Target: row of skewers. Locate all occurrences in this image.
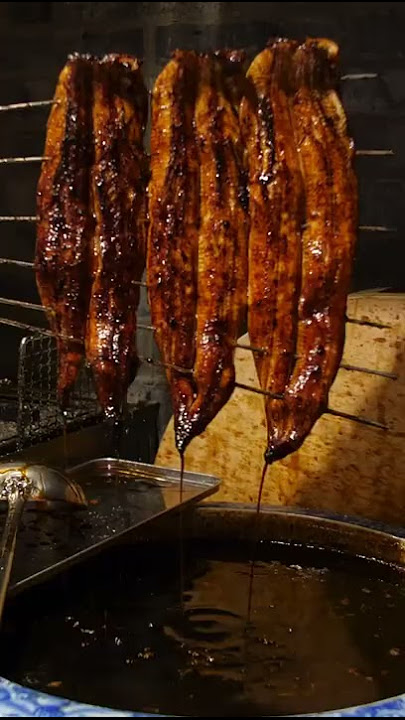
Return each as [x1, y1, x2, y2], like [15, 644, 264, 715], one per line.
[35, 37, 357, 466]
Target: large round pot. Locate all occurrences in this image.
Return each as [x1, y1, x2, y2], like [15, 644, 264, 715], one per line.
[1, 503, 405, 718]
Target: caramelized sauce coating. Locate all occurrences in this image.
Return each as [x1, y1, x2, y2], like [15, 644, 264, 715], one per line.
[189, 52, 248, 448]
[275, 39, 357, 462]
[86, 54, 148, 417]
[241, 40, 305, 459]
[147, 51, 200, 450]
[148, 51, 249, 453]
[36, 54, 93, 406]
[243, 38, 357, 463]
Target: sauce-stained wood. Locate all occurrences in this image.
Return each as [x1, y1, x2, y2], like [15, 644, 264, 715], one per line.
[157, 293, 405, 526]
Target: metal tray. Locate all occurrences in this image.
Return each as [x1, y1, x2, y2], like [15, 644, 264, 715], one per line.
[3, 458, 220, 594]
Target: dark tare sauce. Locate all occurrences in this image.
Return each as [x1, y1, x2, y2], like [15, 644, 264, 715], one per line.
[1, 541, 405, 716]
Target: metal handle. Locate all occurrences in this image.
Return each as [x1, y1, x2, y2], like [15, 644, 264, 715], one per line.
[0, 491, 26, 620]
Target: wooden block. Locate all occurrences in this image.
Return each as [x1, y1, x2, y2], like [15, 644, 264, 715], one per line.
[156, 293, 405, 525]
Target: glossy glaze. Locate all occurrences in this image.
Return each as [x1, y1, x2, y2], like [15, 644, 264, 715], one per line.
[280, 39, 357, 462]
[147, 50, 199, 452]
[242, 39, 357, 464]
[241, 40, 304, 459]
[148, 51, 248, 453]
[36, 54, 93, 407]
[189, 51, 248, 449]
[86, 54, 148, 417]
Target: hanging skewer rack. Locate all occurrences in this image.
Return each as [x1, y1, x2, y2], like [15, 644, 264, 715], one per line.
[0, 71, 397, 450]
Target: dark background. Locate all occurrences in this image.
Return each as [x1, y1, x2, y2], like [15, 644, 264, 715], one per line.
[0, 1, 403, 381]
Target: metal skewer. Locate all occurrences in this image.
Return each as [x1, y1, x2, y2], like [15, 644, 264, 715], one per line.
[0, 296, 394, 379]
[325, 407, 387, 431]
[0, 296, 394, 380]
[233, 340, 395, 380]
[0, 296, 49, 312]
[358, 225, 397, 233]
[356, 150, 394, 157]
[0, 317, 56, 337]
[234, 381, 283, 400]
[340, 73, 378, 80]
[0, 156, 48, 165]
[0, 259, 35, 269]
[232, 384, 388, 431]
[0, 99, 55, 112]
[0, 315, 154, 340]
[346, 316, 390, 330]
[0, 150, 394, 165]
[339, 363, 396, 380]
[0, 80, 381, 114]
[0, 315, 390, 432]
[235, 341, 266, 355]
[0, 276, 393, 330]
[0, 219, 397, 234]
[0, 216, 37, 222]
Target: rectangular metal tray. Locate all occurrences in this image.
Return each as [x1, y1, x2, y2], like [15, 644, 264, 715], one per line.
[5, 458, 220, 594]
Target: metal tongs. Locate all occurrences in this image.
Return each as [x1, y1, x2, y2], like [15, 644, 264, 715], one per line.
[0, 463, 87, 620]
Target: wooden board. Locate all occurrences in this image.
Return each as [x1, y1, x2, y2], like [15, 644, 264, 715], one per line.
[156, 293, 405, 525]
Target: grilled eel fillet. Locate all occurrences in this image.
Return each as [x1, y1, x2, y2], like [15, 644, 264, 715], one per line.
[277, 39, 357, 462]
[243, 39, 357, 463]
[190, 52, 248, 448]
[240, 40, 305, 458]
[86, 54, 148, 417]
[36, 54, 93, 406]
[147, 51, 200, 452]
[148, 51, 248, 453]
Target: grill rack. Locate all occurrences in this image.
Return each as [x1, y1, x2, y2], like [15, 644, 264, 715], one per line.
[0, 333, 101, 454]
[0, 69, 397, 450]
[16, 333, 101, 450]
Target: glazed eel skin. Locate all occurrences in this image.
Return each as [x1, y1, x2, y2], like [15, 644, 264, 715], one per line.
[190, 51, 249, 449]
[148, 51, 248, 453]
[240, 39, 305, 459]
[86, 54, 148, 417]
[279, 39, 358, 462]
[147, 51, 199, 451]
[243, 39, 357, 463]
[36, 54, 93, 406]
